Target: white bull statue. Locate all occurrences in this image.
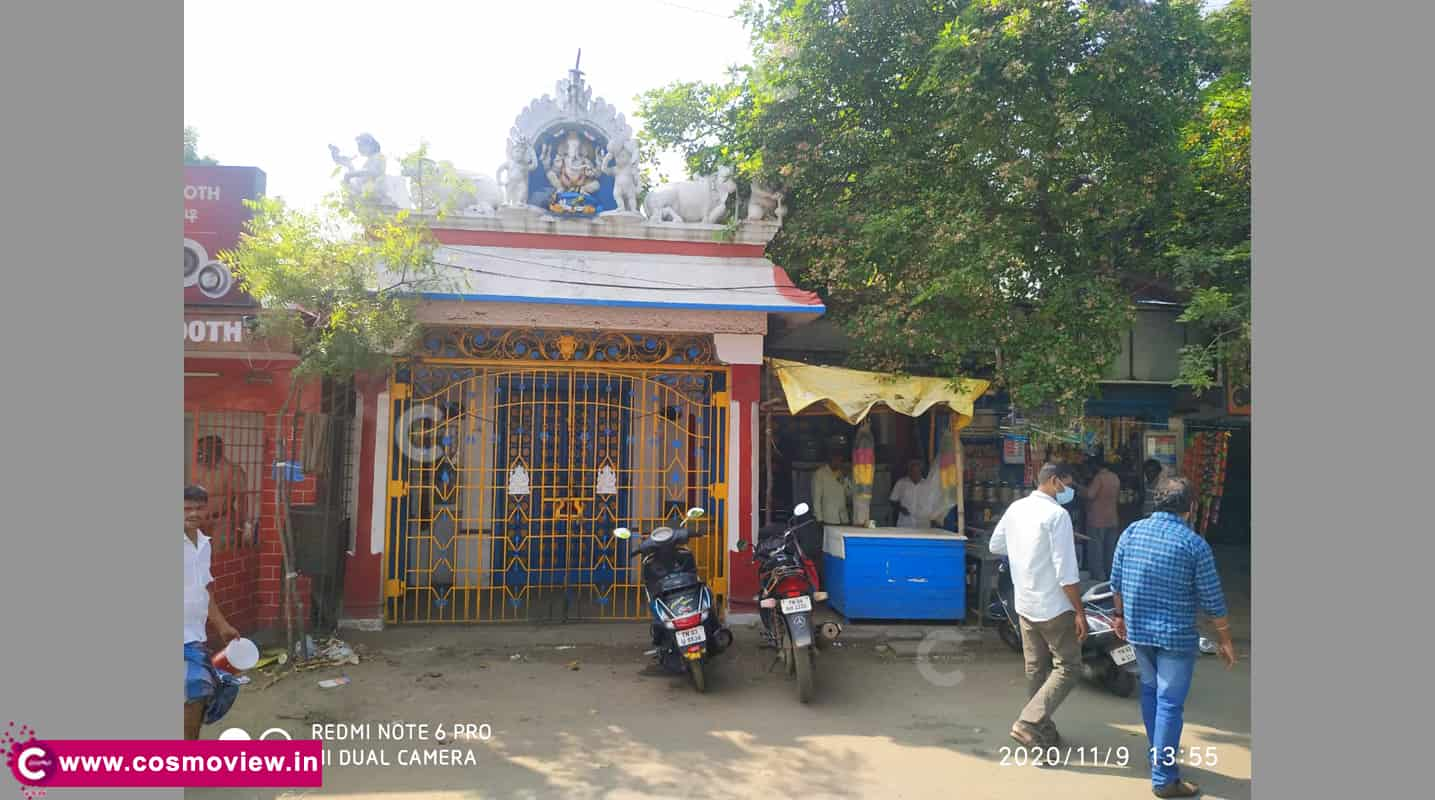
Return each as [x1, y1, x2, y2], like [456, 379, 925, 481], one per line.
[400, 158, 502, 216]
[643, 166, 737, 224]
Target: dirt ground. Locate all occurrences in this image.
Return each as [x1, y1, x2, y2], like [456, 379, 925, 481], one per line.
[187, 610, 1251, 800]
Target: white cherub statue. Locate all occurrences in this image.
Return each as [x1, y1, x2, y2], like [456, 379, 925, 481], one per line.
[747, 179, 787, 224]
[496, 136, 538, 207]
[600, 137, 641, 214]
[328, 133, 390, 204]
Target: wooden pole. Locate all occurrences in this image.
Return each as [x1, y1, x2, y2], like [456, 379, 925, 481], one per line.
[954, 415, 966, 536]
[764, 408, 775, 526]
[929, 416, 937, 465]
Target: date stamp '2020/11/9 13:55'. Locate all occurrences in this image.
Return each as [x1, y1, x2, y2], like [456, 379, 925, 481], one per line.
[999, 746, 1223, 769]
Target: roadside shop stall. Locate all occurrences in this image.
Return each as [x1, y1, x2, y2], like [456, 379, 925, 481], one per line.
[959, 413, 1182, 626]
[1181, 425, 1239, 537]
[762, 359, 989, 622]
[963, 417, 1179, 530]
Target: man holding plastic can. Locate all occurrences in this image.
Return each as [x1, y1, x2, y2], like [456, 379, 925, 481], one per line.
[184, 484, 242, 740]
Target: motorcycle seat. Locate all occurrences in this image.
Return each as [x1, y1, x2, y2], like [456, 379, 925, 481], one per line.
[755, 537, 788, 557]
[655, 572, 700, 595]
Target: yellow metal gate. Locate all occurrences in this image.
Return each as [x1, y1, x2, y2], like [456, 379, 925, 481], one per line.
[383, 329, 728, 623]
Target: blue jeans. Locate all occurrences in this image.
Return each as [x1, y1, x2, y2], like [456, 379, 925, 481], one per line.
[1133, 644, 1198, 789]
[1085, 526, 1118, 581]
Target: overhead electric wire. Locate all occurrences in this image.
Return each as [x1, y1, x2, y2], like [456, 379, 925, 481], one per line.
[426, 258, 792, 293]
[423, 244, 814, 294]
[435, 244, 712, 289]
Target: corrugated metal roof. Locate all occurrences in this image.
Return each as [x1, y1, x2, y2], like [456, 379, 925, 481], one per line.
[392, 245, 825, 316]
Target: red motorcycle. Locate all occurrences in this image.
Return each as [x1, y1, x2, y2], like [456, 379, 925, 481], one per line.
[741, 503, 838, 703]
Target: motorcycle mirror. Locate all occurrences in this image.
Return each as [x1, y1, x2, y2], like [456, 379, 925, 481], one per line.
[613, 527, 632, 540]
[793, 502, 810, 517]
[684, 507, 706, 521]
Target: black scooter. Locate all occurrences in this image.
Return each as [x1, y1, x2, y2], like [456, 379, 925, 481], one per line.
[615, 508, 733, 692]
[990, 559, 1140, 697]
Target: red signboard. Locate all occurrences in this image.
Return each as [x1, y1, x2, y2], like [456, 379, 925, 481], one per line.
[184, 165, 265, 307]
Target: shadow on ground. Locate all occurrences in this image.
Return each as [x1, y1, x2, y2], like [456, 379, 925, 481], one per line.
[183, 545, 1252, 799]
[185, 617, 1250, 799]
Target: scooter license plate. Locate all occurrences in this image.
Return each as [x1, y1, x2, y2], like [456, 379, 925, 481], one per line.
[1110, 645, 1136, 666]
[675, 627, 707, 647]
[780, 595, 813, 614]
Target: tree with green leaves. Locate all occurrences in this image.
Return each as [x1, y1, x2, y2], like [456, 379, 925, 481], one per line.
[639, 0, 1212, 428]
[1167, 0, 1250, 392]
[222, 149, 459, 654]
[637, 67, 755, 180]
[184, 125, 218, 165]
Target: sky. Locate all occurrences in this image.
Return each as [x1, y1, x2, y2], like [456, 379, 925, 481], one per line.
[186, 0, 1234, 211]
[184, 0, 755, 211]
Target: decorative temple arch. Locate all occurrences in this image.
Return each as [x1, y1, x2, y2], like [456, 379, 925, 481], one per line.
[415, 328, 717, 368]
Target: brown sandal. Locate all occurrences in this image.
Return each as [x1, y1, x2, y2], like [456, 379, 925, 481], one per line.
[1009, 721, 1044, 748]
[1153, 779, 1200, 798]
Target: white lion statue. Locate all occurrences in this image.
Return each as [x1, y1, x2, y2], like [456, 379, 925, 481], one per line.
[400, 157, 501, 216]
[643, 165, 737, 224]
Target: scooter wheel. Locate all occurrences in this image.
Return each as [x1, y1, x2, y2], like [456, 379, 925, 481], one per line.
[688, 659, 707, 693]
[998, 620, 1023, 653]
[1103, 665, 1137, 698]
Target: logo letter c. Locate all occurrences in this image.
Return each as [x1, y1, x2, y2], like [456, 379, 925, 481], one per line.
[17, 747, 49, 781]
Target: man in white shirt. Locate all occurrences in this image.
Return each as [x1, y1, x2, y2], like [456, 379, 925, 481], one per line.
[989, 463, 1089, 748]
[889, 459, 924, 527]
[185, 484, 241, 740]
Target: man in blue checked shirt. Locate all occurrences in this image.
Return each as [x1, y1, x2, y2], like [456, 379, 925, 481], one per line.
[1110, 476, 1238, 799]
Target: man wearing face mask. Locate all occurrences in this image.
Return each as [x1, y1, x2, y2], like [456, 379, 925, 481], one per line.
[988, 463, 1088, 748]
[1110, 476, 1236, 798]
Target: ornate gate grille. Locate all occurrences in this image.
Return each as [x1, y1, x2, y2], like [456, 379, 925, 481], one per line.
[383, 329, 728, 623]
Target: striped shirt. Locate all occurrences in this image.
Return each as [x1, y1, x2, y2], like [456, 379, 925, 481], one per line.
[1110, 512, 1228, 654]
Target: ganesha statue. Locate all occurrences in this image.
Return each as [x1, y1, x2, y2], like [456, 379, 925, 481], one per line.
[541, 130, 602, 215]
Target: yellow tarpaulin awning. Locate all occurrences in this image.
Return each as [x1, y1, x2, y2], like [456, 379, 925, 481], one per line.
[766, 358, 991, 427]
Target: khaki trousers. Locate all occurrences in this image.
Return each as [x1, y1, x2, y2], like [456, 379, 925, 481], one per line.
[1018, 611, 1081, 726]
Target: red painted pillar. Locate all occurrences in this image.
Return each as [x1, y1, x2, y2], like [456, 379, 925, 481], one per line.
[727, 363, 762, 612]
[341, 373, 387, 623]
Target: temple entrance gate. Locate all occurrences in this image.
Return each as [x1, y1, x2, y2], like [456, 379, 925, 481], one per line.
[383, 329, 728, 623]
